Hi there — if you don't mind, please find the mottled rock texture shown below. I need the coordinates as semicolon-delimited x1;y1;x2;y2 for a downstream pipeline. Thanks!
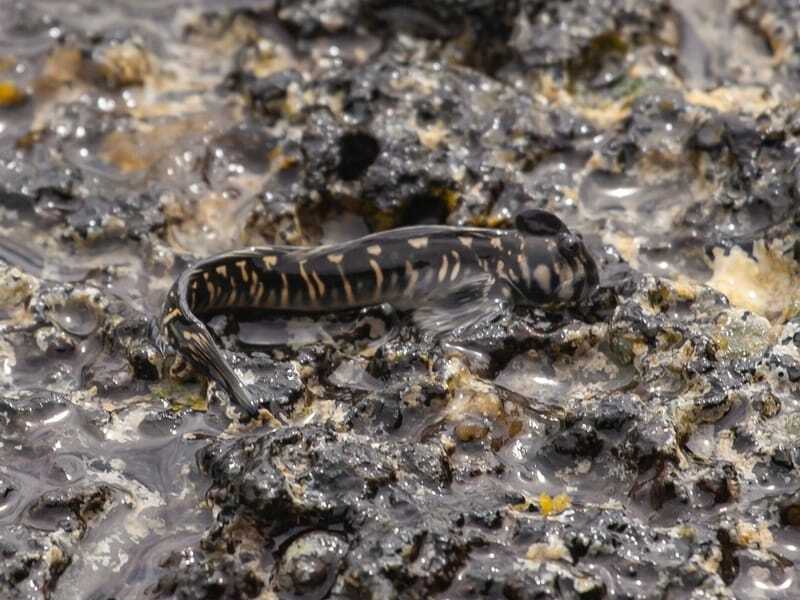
1;0;800;598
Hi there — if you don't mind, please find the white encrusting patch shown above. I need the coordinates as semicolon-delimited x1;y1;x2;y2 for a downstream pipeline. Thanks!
369;259;384;301
533;264;551;292
367;244;382;256
408;237;429;249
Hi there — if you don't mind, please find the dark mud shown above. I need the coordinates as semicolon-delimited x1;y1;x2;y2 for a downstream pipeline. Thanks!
2;0;800;598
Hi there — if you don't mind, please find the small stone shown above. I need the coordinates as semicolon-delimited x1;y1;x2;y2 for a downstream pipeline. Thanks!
275;531;348;597
454;418;490;442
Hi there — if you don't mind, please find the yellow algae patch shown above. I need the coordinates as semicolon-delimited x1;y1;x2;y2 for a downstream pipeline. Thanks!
576;97;632;129
100;115;213;173
445;366;503;422
240;40;296;79
431;187;461;212
539;493;571;517
0;80;26;107
686;87;778;116
671;275;699;302
735;521;774;550
511;493;573;517
33;47;83;99
707;241;800;322
101;130;155;173
532;73;633;128
93;42;153;89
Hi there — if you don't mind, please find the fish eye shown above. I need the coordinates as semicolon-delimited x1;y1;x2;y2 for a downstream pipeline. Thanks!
557;234;581;257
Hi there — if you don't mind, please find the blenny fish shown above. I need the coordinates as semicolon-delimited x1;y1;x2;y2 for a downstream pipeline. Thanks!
160;209;598;416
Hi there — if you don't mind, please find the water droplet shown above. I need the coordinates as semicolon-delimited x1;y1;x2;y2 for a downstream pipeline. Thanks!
50;298;99;337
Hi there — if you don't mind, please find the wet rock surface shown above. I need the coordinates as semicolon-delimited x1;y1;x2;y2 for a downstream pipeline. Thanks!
2;0;800;598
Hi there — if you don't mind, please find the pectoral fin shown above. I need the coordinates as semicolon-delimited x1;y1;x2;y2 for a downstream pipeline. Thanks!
412;273;510;335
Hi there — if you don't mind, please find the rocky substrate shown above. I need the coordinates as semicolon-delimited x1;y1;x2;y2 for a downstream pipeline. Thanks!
2;0;800;598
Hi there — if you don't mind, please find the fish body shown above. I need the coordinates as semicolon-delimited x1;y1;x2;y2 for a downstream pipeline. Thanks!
161;209;599;416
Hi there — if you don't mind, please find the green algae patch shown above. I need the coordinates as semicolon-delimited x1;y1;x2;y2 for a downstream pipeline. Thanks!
711;310;773;362
153;382;208;413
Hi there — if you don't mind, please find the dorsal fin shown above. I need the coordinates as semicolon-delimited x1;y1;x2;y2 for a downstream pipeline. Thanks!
515;209;569;237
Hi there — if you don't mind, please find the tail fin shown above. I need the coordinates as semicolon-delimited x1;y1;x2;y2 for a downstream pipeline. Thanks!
162;266;266;418
183;322;261;417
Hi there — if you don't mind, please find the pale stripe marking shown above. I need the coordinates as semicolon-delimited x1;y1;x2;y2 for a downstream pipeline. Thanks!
263;255;278;269
438;254;449;283
369;259;384;302
404;260;419;297
450;250;461;281
311;270;326;298
298;260;316;303
280;273;289;306
236;260;249;283
338;265;355;304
